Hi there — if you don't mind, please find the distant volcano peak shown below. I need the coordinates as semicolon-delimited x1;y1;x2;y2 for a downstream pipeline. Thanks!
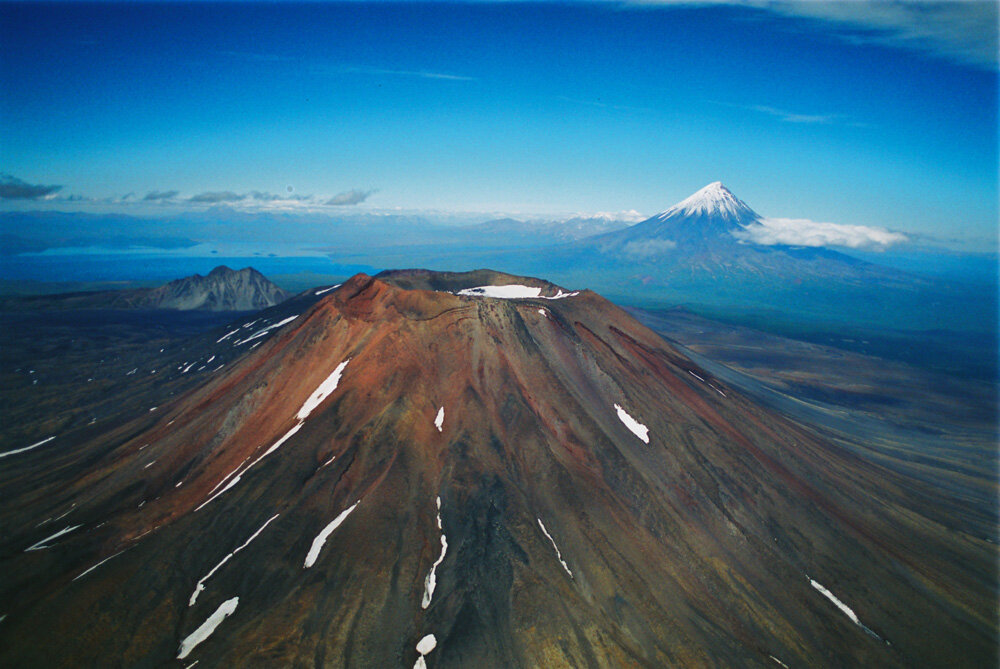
658;181;759;223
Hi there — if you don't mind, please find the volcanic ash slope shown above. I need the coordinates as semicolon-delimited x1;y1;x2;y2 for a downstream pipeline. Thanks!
0;270;993;668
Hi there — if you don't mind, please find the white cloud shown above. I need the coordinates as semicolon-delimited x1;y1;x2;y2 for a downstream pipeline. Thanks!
750;105;840;124
340;66;475;81
630;1;998;69
762;0;998;70
735;217;909;249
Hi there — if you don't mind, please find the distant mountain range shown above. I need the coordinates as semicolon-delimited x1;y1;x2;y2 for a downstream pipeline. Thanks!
471;214;631;242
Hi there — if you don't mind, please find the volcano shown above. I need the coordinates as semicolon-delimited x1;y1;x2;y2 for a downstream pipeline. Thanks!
581;183;911;290
0;270;993;667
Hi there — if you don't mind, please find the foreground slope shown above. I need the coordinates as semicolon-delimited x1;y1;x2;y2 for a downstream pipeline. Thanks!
0;271;994;667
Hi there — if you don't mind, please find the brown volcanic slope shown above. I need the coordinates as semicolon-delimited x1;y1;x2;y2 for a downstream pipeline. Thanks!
0;270;994;667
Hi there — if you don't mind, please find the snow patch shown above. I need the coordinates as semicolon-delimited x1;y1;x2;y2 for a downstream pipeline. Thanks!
769;656;789;668
314;283;342;296
614;403;649;444
537;518;573;579
177;597;239;659
304;501;360;568
809;577;882;640
0;435;55;460
199;359;349;510
416;634;437;655
197;425;301;511
298;360;350;420
25;524;82;551
456;285;579;300
216;329;240;343
73;549;129;582
688;370;705;382
413;634;438;668
190;514;279;606
234;315;298;346
434;407;444;432
421;498;448;609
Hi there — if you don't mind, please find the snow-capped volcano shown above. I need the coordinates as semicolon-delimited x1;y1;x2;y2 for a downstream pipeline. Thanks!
585;181;761;255
653;181;759;225
572;182;914;291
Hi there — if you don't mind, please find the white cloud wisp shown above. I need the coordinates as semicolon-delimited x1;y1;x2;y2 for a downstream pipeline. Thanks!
735;217;908;250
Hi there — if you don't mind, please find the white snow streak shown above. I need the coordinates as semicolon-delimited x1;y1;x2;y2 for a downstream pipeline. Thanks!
73;549;128;582
769;656;789;668
809;577;882;640
614;403;649;444
537;518;573;579
542;289;580;300
190;514;279;606
421;497;448;609
177;597;239;659
809;578;860;625
197;425;301;511
0;436;55;460
216;329;240;343
413;634;438;669
434;407;444;432
25;524;82;551
254;423;303;463
688;370;705;382
538;308;548;317
304;501;360;568
182;361;197;373
297;360;350;420
234;315;298;346
51;504;76;523
199;359;350;510
314;283;342;296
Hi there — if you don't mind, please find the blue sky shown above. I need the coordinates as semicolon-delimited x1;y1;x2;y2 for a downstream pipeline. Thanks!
1;1;997;245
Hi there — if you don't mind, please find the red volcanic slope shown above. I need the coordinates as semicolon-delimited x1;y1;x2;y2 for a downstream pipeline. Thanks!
0;270;993;667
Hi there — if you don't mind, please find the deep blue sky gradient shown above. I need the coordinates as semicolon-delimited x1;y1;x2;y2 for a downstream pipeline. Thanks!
1;1;997;240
